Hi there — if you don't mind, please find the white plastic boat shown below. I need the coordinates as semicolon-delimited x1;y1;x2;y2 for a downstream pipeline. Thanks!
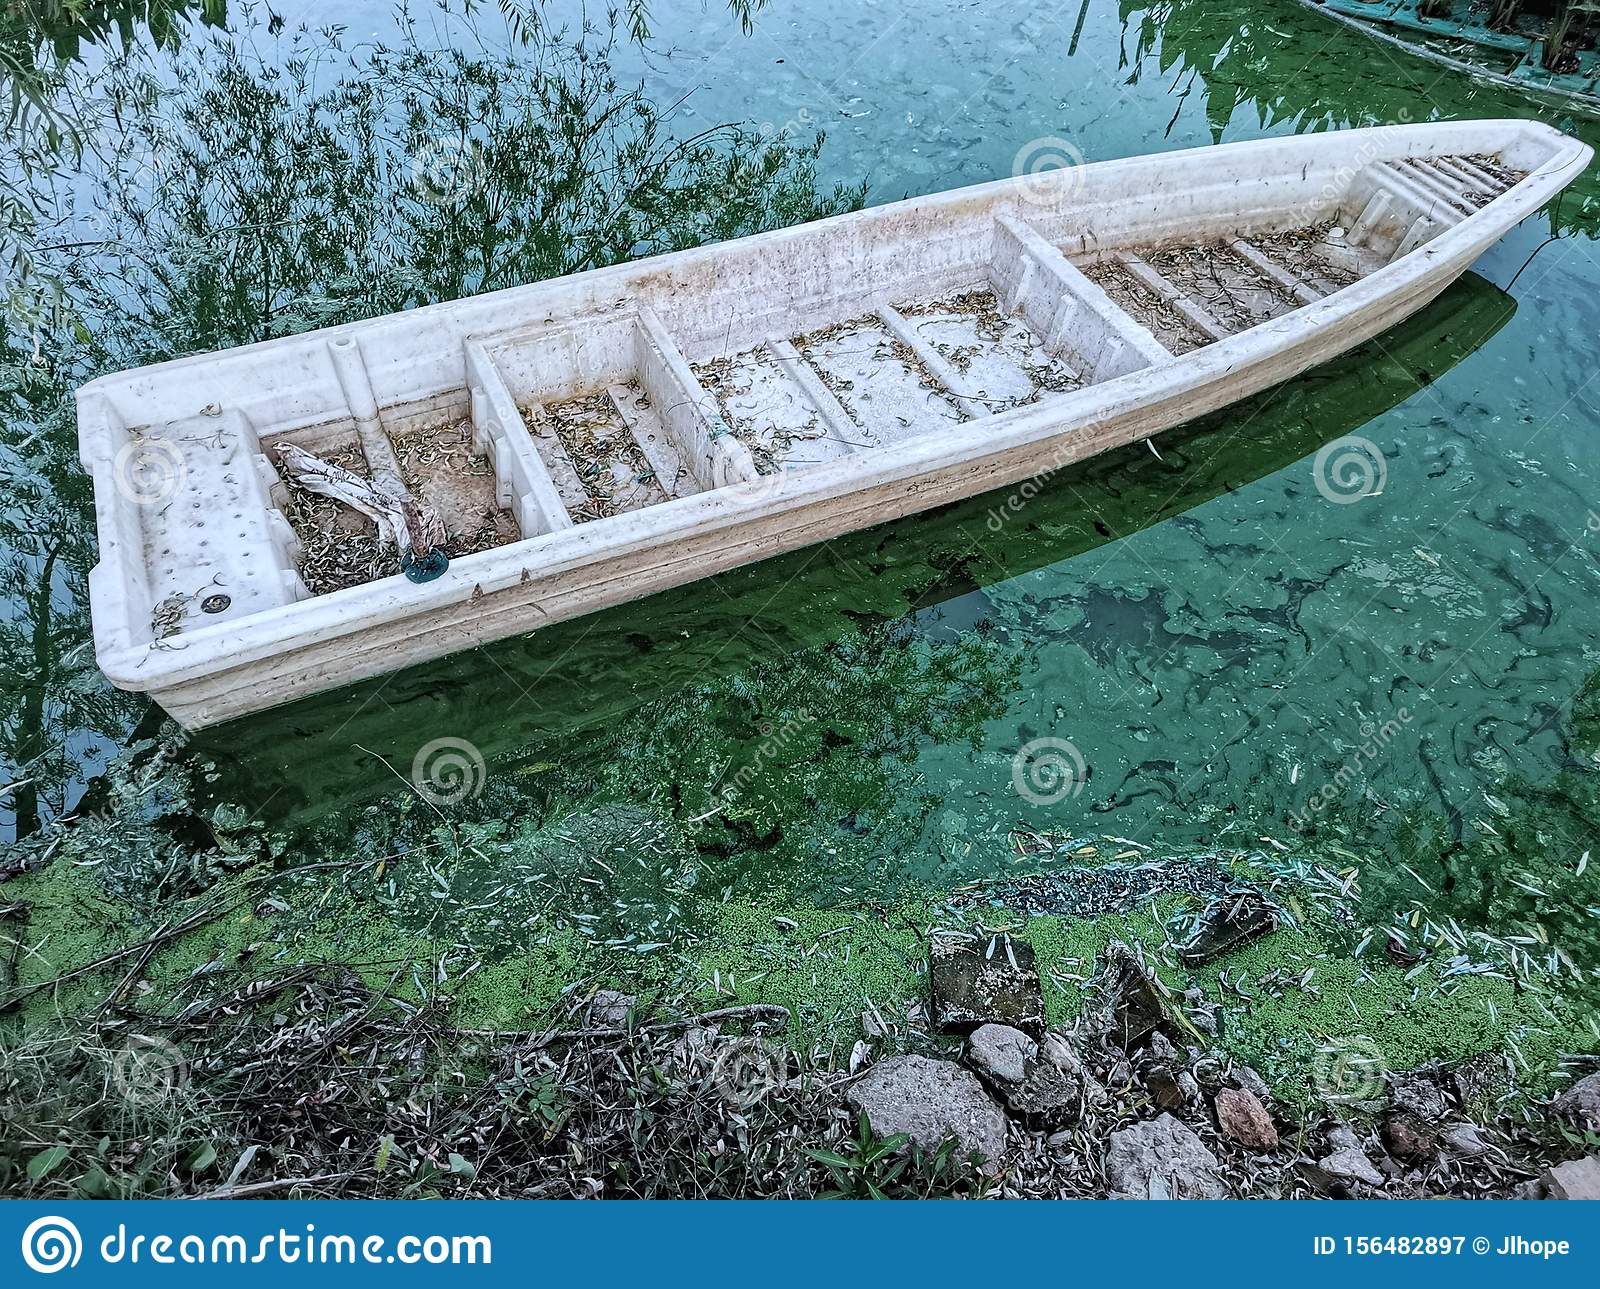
78;119;1590;729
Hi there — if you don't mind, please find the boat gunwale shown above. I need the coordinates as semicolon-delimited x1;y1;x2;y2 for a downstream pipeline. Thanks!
80;120;1592;697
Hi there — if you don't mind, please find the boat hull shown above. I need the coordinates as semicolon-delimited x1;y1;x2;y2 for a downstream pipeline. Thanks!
77;120;1592;729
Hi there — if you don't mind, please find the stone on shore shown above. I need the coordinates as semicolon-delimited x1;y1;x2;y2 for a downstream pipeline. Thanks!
965;1023;1034;1086
1215;1087;1279;1152
1542;1155;1600;1201
1320;1145;1385;1187
847;1054;1007;1172
929;932;1044;1035
1178;890;1277;966
964;1023;1081;1128
1381;1111;1437;1166
1104;945;1197;1049
1441;1124;1490;1158
1106;1113;1228;1199
1551;1072;1600;1132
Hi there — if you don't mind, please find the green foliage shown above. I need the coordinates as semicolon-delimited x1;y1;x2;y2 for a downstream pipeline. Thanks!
805;1112;989;1199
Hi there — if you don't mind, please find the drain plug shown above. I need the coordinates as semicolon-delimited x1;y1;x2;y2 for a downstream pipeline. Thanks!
201;593;232;615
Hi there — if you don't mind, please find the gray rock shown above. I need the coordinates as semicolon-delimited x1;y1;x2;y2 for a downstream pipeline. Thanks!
1551;1072;1600;1132
1215;1087;1279;1152
929;932;1043;1035
965;1023;1035;1085
1043;1032;1108;1106
1105;946;1195;1049
1178;889;1277;965
1388;1068;1451;1121
1106;1113;1228;1199
1231;1063;1273;1104
1543;1155;1600;1201
847;1055;1007;1172
1147;1065;1188;1111
588;989;635;1027
1005;1064;1082;1129
1441;1124;1490;1158
967;1024;1080;1128
1325;1122;1363;1153
1513;1179;1546;1200
1320;1145;1385;1188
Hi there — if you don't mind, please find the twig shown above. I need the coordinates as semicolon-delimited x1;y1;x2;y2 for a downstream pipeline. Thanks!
189;1173;352;1200
459;1002;792;1046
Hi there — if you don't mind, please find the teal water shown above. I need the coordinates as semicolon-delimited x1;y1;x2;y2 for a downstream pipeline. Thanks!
20;1;1600;919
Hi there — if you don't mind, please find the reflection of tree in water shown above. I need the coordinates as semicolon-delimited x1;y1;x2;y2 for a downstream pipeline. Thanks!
0;10;862;840
1119;0;1600;231
298;616;1022;943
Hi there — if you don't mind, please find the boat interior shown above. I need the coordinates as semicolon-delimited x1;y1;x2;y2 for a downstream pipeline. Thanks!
90;139;1537;647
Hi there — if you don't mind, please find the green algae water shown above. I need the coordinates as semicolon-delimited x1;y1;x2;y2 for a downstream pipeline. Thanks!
10;0;1600;1077
199;0;1600;903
